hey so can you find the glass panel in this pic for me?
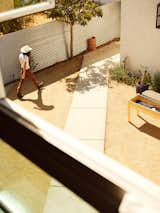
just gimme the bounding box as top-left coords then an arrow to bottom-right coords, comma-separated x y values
0,138 -> 98,213
14,0 -> 47,9
0,0 -> 55,22
0,0 -> 46,12
0,0 -> 14,12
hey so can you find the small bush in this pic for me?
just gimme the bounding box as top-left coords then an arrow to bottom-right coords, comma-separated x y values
111,65 -> 128,82
0,18 -> 24,34
110,65 -> 139,86
142,70 -> 153,87
110,65 -> 153,87
152,72 -> 160,93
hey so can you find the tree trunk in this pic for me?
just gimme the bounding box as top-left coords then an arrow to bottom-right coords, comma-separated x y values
70,24 -> 73,58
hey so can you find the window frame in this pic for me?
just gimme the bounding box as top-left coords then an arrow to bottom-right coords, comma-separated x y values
0,0 -> 55,22
156,3 -> 160,28
0,99 -> 124,212
1,97 -> 160,211
0,67 -> 5,99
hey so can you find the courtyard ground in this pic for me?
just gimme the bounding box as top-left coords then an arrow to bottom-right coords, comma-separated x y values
7,41 -> 160,186
7,55 -> 82,129
105,81 -> 160,185
2,41 -> 160,212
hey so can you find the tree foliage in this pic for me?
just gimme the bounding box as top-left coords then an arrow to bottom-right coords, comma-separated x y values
0,18 -> 24,35
49,0 -> 103,25
152,72 -> 160,93
49,0 -> 103,57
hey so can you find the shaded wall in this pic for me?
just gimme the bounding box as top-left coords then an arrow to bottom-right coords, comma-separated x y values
0,2 -> 120,84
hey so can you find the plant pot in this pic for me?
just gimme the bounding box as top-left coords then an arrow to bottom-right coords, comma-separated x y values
136,83 -> 149,94
87,36 -> 96,51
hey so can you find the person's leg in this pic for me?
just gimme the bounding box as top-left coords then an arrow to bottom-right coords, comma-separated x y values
16,70 -> 26,98
28,69 -> 43,89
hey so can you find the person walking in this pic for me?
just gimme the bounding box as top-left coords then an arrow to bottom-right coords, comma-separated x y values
16,45 -> 43,98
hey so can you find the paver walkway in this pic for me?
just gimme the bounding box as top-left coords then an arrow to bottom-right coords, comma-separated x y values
65,60 -> 108,152
43,42 -> 120,212
65,43 -> 120,153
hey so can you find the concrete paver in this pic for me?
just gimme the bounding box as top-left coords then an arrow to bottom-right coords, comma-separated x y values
65,108 -> 106,140
65,43 -> 120,153
71,89 -> 107,108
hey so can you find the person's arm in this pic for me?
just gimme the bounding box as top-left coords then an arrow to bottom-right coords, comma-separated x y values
22,61 -> 26,79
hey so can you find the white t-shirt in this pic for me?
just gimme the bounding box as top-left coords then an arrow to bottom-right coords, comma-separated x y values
19,53 -> 30,70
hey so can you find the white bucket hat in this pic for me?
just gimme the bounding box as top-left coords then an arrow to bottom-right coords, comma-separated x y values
20,45 -> 32,53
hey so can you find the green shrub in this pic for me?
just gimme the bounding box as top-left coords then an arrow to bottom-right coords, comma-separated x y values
110,65 -> 153,87
111,65 -> 139,86
0,18 -> 24,34
142,70 -> 153,87
111,65 -> 128,82
152,72 -> 160,93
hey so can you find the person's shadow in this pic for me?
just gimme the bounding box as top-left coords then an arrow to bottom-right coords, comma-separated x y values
22,89 -> 54,111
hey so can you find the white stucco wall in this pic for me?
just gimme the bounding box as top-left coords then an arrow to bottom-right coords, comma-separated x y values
121,0 -> 160,73
0,2 -> 120,84
73,1 -> 120,55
